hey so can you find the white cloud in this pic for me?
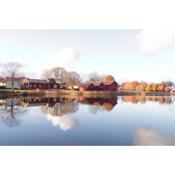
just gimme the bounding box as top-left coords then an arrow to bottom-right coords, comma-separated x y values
44,48 -> 80,70
135,29 -> 175,54
0,48 -> 81,78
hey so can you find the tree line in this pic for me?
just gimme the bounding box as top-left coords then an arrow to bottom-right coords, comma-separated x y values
41,67 -> 81,85
1,61 -> 175,92
121,81 -> 174,92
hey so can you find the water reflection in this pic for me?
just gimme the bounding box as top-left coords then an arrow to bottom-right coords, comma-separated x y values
0,98 -> 27,127
41,98 -> 79,116
121,96 -> 174,104
0,96 -> 175,145
78,97 -> 118,114
41,98 -> 79,131
134,128 -> 175,146
0,96 -> 118,130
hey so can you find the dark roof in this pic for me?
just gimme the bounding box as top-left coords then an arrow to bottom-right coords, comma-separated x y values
27,78 -> 58,84
48,78 -> 57,83
104,81 -> 118,86
28,79 -> 48,84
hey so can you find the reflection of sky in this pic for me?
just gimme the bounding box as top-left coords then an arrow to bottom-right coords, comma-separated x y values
46,114 -> 78,131
0,98 -> 175,145
134,128 -> 175,145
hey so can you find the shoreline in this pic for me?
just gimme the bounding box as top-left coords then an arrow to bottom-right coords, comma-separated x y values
0,89 -> 174,98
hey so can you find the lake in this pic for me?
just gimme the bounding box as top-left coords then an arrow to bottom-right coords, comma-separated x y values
0,96 -> 175,146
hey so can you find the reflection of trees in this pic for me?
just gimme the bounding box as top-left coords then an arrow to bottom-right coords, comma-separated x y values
122,96 -> 174,104
79,97 -> 118,114
88,102 -> 103,114
41,100 -> 79,117
41,100 -> 79,131
0,98 -> 26,127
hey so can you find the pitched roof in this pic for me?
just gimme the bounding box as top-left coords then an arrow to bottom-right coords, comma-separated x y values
48,78 -> 57,83
28,79 -> 48,84
27,78 -> 58,84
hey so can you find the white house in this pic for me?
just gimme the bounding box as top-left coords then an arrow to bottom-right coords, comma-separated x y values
5,78 -> 23,89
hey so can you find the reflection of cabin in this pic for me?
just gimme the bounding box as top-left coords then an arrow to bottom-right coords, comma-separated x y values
27,97 -> 61,107
80,97 -> 118,111
86,97 -> 117,106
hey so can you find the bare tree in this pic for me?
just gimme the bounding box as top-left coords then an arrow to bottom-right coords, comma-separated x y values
41,99 -> 79,116
51,67 -> 67,83
65,71 -> 81,85
0,98 -> 26,127
41,67 -> 81,85
2,62 -> 23,91
41,69 -> 53,80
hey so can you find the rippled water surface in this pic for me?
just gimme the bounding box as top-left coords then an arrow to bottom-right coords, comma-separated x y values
0,96 -> 175,145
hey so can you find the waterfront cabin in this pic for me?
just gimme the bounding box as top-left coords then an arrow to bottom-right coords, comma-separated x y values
86,75 -> 118,92
21,78 -> 60,90
86,81 -> 118,91
86,83 -> 98,91
102,82 -> 118,91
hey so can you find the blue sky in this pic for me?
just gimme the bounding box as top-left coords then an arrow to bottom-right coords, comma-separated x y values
0,30 -> 175,83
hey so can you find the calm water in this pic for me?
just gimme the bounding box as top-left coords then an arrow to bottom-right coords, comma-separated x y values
0,96 -> 175,145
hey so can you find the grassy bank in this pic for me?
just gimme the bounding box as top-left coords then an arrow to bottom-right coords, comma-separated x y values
116,90 -> 171,96
0,89 -> 173,98
0,89 -> 82,98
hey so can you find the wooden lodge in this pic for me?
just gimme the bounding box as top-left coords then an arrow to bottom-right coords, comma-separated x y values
21,78 -> 60,90
86,82 -> 118,91
86,75 -> 118,92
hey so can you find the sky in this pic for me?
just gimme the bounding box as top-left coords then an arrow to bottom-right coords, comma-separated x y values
0,29 -> 175,83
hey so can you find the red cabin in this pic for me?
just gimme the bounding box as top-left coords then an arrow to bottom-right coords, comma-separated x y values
103,82 -> 118,91
21,78 -> 60,90
86,82 -> 118,91
86,83 -> 98,91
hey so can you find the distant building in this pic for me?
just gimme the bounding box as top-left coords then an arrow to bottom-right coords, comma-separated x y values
0,77 -> 60,90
